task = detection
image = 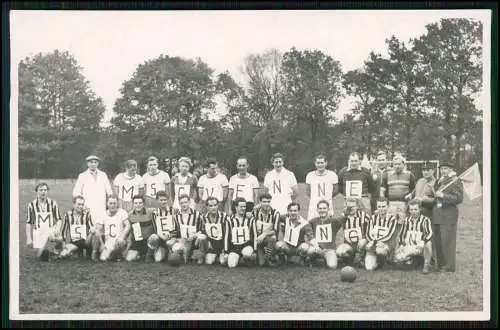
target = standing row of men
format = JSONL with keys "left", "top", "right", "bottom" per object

{"left": 26, "top": 151, "right": 463, "bottom": 273}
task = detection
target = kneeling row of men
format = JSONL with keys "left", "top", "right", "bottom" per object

{"left": 40, "top": 191, "right": 434, "bottom": 273}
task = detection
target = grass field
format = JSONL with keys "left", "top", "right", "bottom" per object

{"left": 16, "top": 179, "right": 484, "bottom": 313}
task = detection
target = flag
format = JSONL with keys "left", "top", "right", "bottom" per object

{"left": 459, "top": 162, "right": 482, "bottom": 201}
{"left": 361, "top": 154, "right": 372, "bottom": 171}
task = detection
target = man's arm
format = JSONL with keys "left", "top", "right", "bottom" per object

{"left": 119, "top": 218, "right": 131, "bottom": 242}
{"left": 438, "top": 179, "right": 464, "bottom": 206}
{"left": 103, "top": 173, "right": 113, "bottom": 196}
{"left": 61, "top": 213, "right": 70, "bottom": 243}
{"left": 379, "top": 172, "right": 388, "bottom": 198}
{"left": 26, "top": 203, "right": 34, "bottom": 246}
{"left": 226, "top": 189, "right": 234, "bottom": 214}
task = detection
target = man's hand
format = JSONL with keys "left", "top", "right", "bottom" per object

{"left": 414, "top": 197, "right": 423, "bottom": 203}
{"left": 26, "top": 240, "right": 33, "bottom": 248}
{"left": 404, "top": 193, "right": 412, "bottom": 201}
{"left": 256, "top": 235, "right": 264, "bottom": 245}
{"left": 159, "top": 232, "right": 170, "bottom": 241}
{"left": 435, "top": 191, "right": 444, "bottom": 198}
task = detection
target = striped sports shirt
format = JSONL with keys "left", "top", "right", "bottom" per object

{"left": 26, "top": 198, "right": 61, "bottom": 228}
{"left": 152, "top": 207, "right": 177, "bottom": 237}
{"left": 342, "top": 210, "right": 370, "bottom": 245}
{"left": 201, "top": 211, "right": 228, "bottom": 250}
{"left": 61, "top": 209, "right": 93, "bottom": 243}
{"left": 365, "top": 213, "right": 398, "bottom": 243}
{"left": 398, "top": 214, "right": 433, "bottom": 246}
{"left": 253, "top": 207, "right": 280, "bottom": 236}
{"left": 224, "top": 213, "right": 257, "bottom": 252}
{"left": 173, "top": 208, "right": 203, "bottom": 240}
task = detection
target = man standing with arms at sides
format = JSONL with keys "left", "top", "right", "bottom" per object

{"left": 305, "top": 154, "right": 339, "bottom": 220}
{"left": 380, "top": 155, "right": 416, "bottom": 222}
{"left": 228, "top": 157, "right": 260, "bottom": 214}
{"left": 413, "top": 162, "right": 437, "bottom": 219}
{"left": 432, "top": 160, "right": 463, "bottom": 273}
{"left": 198, "top": 158, "right": 229, "bottom": 212}
{"left": 142, "top": 156, "right": 171, "bottom": 208}
{"left": 96, "top": 195, "right": 130, "bottom": 262}
{"left": 370, "top": 151, "right": 390, "bottom": 213}
{"left": 26, "top": 183, "right": 63, "bottom": 261}
{"left": 253, "top": 193, "right": 281, "bottom": 267}
{"left": 113, "top": 159, "right": 145, "bottom": 212}
{"left": 338, "top": 152, "right": 375, "bottom": 214}
{"left": 73, "top": 155, "right": 113, "bottom": 223}
{"left": 263, "top": 153, "right": 298, "bottom": 216}
{"left": 171, "top": 157, "right": 198, "bottom": 212}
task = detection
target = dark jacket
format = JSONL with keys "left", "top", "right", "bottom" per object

{"left": 431, "top": 174, "right": 464, "bottom": 225}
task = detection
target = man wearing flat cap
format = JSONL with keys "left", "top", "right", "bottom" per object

{"left": 412, "top": 162, "right": 437, "bottom": 218}
{"left": 73, "top": 155, "right": 113, "bottom": 223}
{"left": 431, "top": 158, "right": 463, "bottom": 272}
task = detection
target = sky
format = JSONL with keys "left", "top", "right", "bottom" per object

{"left": 10, "top": 10, "right": 490, "bottom": 125}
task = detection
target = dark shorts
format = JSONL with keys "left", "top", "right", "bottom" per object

{"left": 130, "top": 239, "right": 149, "bottom": 255}
{"left": 207, "top": 239, "right": 225, "bottom": 254}
{"left": 229, "top": 243, "right": 253, "bottom": 256}
{"left": 72, "top": 239, "right": 91, "bottom": 251}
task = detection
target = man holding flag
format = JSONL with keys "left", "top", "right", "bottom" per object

{"left": 432, "top": 160, "right": 481, "bottom": 272}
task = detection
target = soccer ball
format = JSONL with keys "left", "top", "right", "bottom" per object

{"left": 340, "top": 266, "right": 357, "bottom": 283}
{"left": 168, "top": 252, "right": 183, "bottom": 267}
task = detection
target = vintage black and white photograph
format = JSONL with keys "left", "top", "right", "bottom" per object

{"left": 9, "top": 9, "right": 491, "bottom": 320}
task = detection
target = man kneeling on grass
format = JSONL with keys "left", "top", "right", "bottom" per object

{"left": 335, "top": 198, "right": 370, "bottom": 268}
{"left": 168, "top": 194, "right": 205, "bottom": 265}
{"left": 126, "top": 195, "right": 160, "bottom": 262}
{"left": 59, "top": 195, "right": 100, "bottom": 260}
{"left": 96, "top": 195, "right": 130, "bottom": 262}
{"left": 224, "top": 197, "right": 258, "bottom": 268}
{"left": 197, "top": 196, "right": 229, "bottom": 265}
{"left": 306, "top": 200, "right": 346, "bottom": 269}
{"left": 364, "top": 197, "right": 399, "bottom": 271}
{"left": 275, "top": 202, "right": 315, "bottom": 266}
{"left": 393, "top": 199, "right": 433, "bottom": 274}
{"left": 144, "top": 191, "right": 177, "bottom": 263}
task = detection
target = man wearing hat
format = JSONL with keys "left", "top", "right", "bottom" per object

{"left": 431, "top": 158, "right": 463, "bottom": 272}
{"left": 412, "top": 162, "right": 437, "bottom": 218}
{"left": 73, "top": 155, "right": 113, "bottom": 222}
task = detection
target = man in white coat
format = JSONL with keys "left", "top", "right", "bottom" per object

{"left": 73, "top": 155, "right": 113, "bottom": 222}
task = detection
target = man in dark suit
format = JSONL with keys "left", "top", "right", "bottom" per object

{"left": 431, "top": 159, "right": 464, "bottom": 272}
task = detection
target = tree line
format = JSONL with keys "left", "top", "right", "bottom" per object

{"left": 18, "top": 18, "right": 483, "bottom": 181}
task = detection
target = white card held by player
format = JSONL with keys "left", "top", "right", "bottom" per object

{"left": 305, "top": 154, "right": 339, "bottom": 220}
{"left": 263, "top": 153, "right": 298, "bottom": 215}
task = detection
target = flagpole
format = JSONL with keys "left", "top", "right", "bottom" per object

{"left": 436, "top": 163, "right": 478, "bottom": 194}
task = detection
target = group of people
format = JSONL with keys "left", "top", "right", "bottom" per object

{"left": 25, "top": 151, "right": 464, "bottom": 274}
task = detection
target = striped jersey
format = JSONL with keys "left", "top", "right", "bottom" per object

{"left": 62, "top": 209, "right": 94, "bottom": 243}
{"left": 128, "top": 208, "right": 156, "bottom": 242}
{"left": 224, "top": 213, "right": 257, "bottom": 252}
{"left": 309, "top": 216, "right": 345, "bottom": 250}
{"left": 253, "top": 207, "right": 280, "bottom": 236}
{"left": 342, "top": 210, "right": 370, "bottom": 245}
{"left": 152, "top": 207, "right": 177, "bottom": 237}
{"left": 173, "top": 208, "right": 203, "bottom": 240}
{"left": 398, "top": 214, "right": 433, "bottom": 246}
{"left": 366, "top": 212, "right": 398, "bottom": 243}
{"left": 26, "top": 198, "right": 61, "bottom": 228}
{"left": 201, "top": 211, "right": 228, "bottom": 252}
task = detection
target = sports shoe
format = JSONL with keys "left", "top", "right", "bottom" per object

{"left": 197, "top": 257, "right": 205, "bottom": 265}
{"left": 422, "top": 263, "right": 432, "bottom": 274}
